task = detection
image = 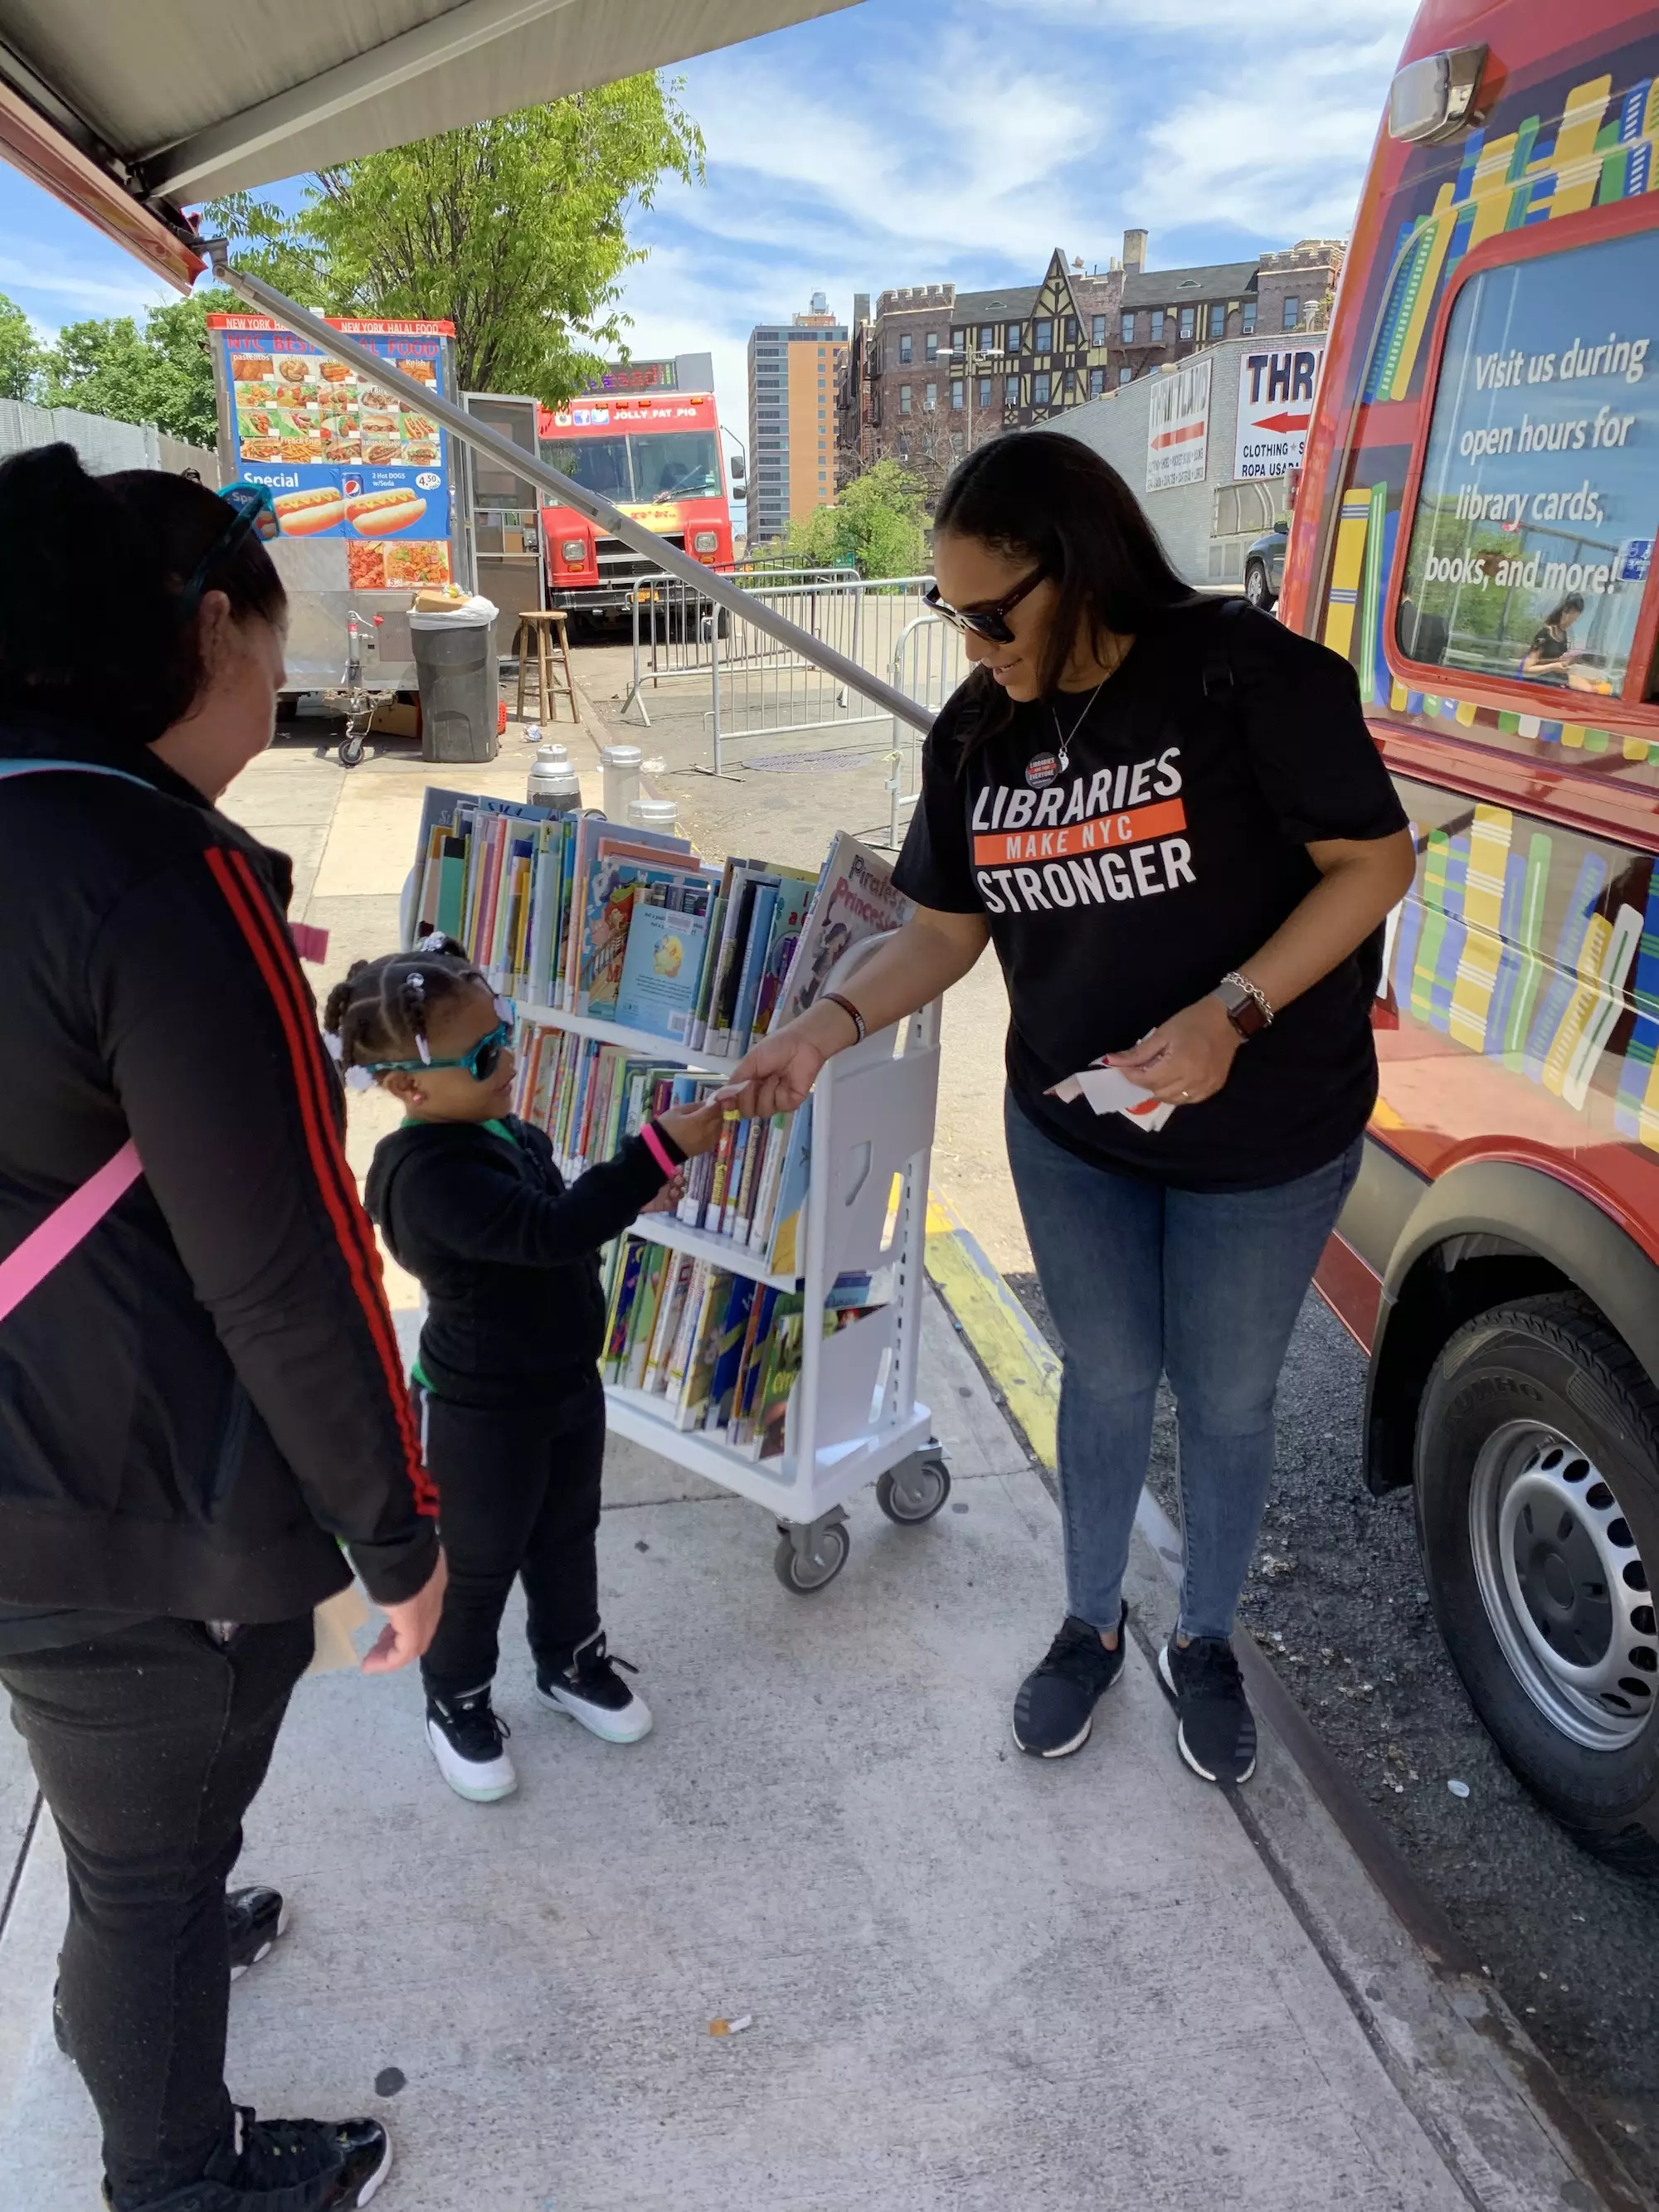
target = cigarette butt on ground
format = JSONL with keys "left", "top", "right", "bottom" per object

{"left": 708, "top": 2015, "right": 753, "bottom": 2036}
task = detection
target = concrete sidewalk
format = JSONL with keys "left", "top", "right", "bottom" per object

{"left": 0, "top": 712, "right": 1618, "bottom": 2208}
{"left": 0, "top": 1291, "right": 1569, "bottom": 2211}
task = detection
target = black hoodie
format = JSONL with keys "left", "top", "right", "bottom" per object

{"left": 0, "top": 722, "right": 438, "bottom": 1651}
{"left": 365, "top": 1114, "right": 679, "bottom": 1413}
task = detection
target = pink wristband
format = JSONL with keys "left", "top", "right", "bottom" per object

{"left": 640, "top": 1121, "right": 677, "bottom": 1178}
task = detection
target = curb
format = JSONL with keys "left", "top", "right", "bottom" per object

{"left": 921, "top": 1186, "right": 1643, "bottom": 2212}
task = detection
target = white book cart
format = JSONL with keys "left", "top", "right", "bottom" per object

{"left": 513, "top": 941, "right": 949, "bottom": 1592}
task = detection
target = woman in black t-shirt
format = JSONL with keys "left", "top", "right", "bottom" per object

{"left": 728, "top": 434, "right": 1413, "bottom": 1787}
{"left": 1521, "top": 592, "right": 1585, "bottom": 687}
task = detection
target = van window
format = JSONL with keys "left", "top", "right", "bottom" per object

{"left": 1397, "top": 227, "right": 1659, "bottom": 704}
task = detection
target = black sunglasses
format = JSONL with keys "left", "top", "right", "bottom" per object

{"left": 179, "top": 481, "right": 280, "bottom": 616}
{"left": 923, "top": 568, "right": 1047, "bottom": 644}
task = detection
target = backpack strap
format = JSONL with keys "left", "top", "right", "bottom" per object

{"left": 0, "top": 758, "right": 154, "bottom": 791}
{"left": 0, "top": 1142, "right": 143, "bottom": 1326}
{"left": 0, "top": 758, "right": 151, "bottom": 1320}
{"left": 1199, "top": 596, "right": 1248, "bottom": 704}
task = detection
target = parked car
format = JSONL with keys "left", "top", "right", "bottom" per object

{"left": 1243, "top": 521, "right": 1287, "bottom": 609}
{"left": 1286, "top": 1, "right": 1659, "bottom": 1874}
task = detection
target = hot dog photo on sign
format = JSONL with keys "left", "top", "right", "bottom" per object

{"left": 346, "top": 488, "right": 428, "bottom": 537}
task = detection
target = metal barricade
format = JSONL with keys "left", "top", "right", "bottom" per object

{"left": 704, "top": 575, "right": 941, "bottom": 776}
{"left": 614, "top": 569, "right": 957, "bottom": 790}
{"left": 883, "top": 615, "right": 966, "bottom": 847}
{"left": 621, "top": 567, "right": 846, "bottom": 723}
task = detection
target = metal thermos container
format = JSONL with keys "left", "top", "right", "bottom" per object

{"left": 627, "top": 795, "right": 679, "bottom": 835}
{"left": 600, "top": 741, "right": 643, "bottom": 821}
{"left": 527, "top": 740, "right": 581, "bottom": 810}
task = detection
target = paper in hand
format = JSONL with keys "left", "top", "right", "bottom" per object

{"left": 1048, "top": 1058, "right": 1175, "bottom": 1133}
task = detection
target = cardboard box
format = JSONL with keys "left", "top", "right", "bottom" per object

{"left": 366, "top": 700, "right": 421, "bottom": 740}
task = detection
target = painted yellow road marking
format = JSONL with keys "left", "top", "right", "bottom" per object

{"left": 924, "top": 1193, "right": 1059, "bottom": 1470}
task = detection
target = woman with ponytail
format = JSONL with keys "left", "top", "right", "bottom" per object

{"left": 0, "top": 446, "right": 444, "bottom": 2212}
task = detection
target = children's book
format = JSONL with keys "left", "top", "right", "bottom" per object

{"left": 774, "top": 832, "right": 913, "bottom": 1028}
{"left": 614, "top": 897, "right": 713, "bottom": 1042}
{"left": 764, "top": 1101, "right": 813, "bottom": 1276}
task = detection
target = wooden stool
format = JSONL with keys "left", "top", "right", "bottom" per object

{"left": 513, "top": 609, "right": 580, "bottom": 726}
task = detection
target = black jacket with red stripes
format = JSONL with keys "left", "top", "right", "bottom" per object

{"left": 0, "top": 720, "right": 438, "bottom": 1626}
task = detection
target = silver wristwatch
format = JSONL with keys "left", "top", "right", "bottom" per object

{"left": 1211, "top": 970, "right": 1273, "bottom": 1041}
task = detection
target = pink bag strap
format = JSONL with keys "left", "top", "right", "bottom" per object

{"left": 0, "top": 1140, "right": 144, "bottom": 1325}
{"left": 0, "top": 760, "right": 153, "bottom": 1325}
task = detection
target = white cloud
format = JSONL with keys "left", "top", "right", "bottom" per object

{"left": 0, "top": 250, "right": 172, "bottom": 323}
{"left": 983, "top": 0, "right": 1411, "bottom": 32}
{"left": 605, "top": 0, "right": 1420, "bottom": 469}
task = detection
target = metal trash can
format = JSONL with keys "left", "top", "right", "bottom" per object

{"left": 409, "top": 599, "right": 499, "bottom": 764}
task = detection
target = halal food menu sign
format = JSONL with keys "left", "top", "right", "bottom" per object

{"left": 209, "top": 316, "right": 454, "bottom": 589}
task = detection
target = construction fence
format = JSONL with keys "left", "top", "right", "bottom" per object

{"left": 0, "top": 397, "right": 218, "bottom": 480}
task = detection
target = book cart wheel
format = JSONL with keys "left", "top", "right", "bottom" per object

{"left": 774, "top": 1514, "right": 849, "bottom": 1595}
{"left": 876, "top": 1449, "right": 951, "bottom": 1526}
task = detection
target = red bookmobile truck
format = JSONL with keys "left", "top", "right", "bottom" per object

{"left": 536, "top": 386, "right": 734, "bottom": 618}
{"left": 1290, "top": 0, "right": 1659, "bottom": 1864}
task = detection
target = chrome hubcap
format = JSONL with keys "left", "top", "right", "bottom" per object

{"left": 1469, "top": 1422, "right": 1657, "bottom": 1750}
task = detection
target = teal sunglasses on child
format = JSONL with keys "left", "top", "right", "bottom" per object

{"left": 365, "top": 1020, "right": 513, "bottom": 1084}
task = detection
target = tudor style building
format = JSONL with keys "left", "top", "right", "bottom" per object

{"left": 837, "top": 247, "right": 1124, "bottom": 491}
{"left": 837, "top": 233, "right": 1343, "bottom": 490}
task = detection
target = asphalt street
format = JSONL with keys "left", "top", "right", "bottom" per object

{"left": 1011, "top": 1269, "right": 1659, "bottom": 2204}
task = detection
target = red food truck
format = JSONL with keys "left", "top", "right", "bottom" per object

{"left": 537, "top": 387, "right": 735, "bottom": 618}
{"left": 1289, "top": 0, "right": 1659, "bottom": 1864}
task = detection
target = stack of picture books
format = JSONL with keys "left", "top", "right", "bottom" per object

{"left": 409, "top": 789, "right": 912, "bottom": 1057}
{"left": 513, "top": 1031, "right": 814, "bottom": 1276}
{"left": 600, "top": 1251, "right": 885, "bottom": 1460}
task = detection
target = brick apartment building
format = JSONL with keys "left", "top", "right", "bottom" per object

{"left": 747, "top": 294, "right": 848, "bottom": 544}
{"left": 838, "top": 233, "right": 1341, "bottom": 487}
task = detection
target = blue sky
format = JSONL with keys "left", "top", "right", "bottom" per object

{"left": 0, "top": 0, "right": 1417, "bottom": 471}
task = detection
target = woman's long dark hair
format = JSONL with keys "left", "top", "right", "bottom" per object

{"left": 0, "top": 444, "right": 285, "bottom": 749}
{"left": 933, "top": 430, "right": 1191, "bottom": 753}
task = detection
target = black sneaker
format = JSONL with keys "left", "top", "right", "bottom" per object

{"left": 1012, "top": 1608, "right": 1127, "bottom": 1758}
{"left": 426, "top": 1683, "right": 517, "bottom": 1802}
{"left": 1158, "top": 1635, "right": 1258, "bottom": 1784}
{"left": 226, "top": 1885, "right": 289, "bottom": 1981}
{"left": 104, "top": 2105, "right": 391, "bottom": 2210}
{"left": 57, "top": 1885, "right": 289, "bottom": 2056}
{"left": 534, "top": 1629, "right": 653, "bottom": 1743}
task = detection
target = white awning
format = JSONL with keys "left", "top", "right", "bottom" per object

{"left": 0, "top": 0, "right": 860, "bottom": 284}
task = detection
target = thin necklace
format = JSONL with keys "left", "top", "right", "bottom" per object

{"left": 1050, "top": 638, "right": 1127, "bottom": 772}
{"left": 1052, "top": 677, "right": 1107, "bottom": 776}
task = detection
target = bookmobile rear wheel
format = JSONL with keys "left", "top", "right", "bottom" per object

{"left": 1415, "top": 1292, "right": 1659, "bottom": 1876}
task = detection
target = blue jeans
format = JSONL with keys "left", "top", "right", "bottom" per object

{"left": 1004, "top": 1096, "right": 1361, "bottom": 1642}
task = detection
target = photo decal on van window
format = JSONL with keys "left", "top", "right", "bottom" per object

{"left": 1397, "top": 230, "right": 1658, "bottom": 702}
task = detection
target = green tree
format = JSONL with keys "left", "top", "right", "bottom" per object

{"left": 207, "top": 78, "right": 703, "bottom": 401}
{"left": 777, "top": 461, "right": 929, "bottom": 580}
{"left": 39, "top": 287, "right": 233, "bottom": 445}
{"left": 0, "top": 291, "right": 41, "bottom": 401}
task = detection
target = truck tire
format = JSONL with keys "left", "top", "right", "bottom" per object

{"left": 1416, "top": 1291, "right": 1659, "bottom": 1874}
{"left": 1244, "top": 560, "right": 1275, "bottom": 610}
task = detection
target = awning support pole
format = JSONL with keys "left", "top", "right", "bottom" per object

{"left": 208, "top": 251, "right": 933, "bottom": 735}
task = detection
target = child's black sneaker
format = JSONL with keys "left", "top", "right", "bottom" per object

{"left": 1012, "top": 1607, "right": 1127, "bottom": 1757}
{"left": 57, "top": 1884, "right": 289, "bottom": 2057}
{"left": 103, "top": 2105, "right": 391, "bottom": 2210}
{"left": 535, "top": 1629, "right": 652, "bottom": 1743}
{"left": 1158, "top": 1634, "right": 1258, "bottom": 1784}
{"left": 425, "top": 1683, "right": 517, "bottom": 1802}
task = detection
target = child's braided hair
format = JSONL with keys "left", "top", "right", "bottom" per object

{"left": 322, "top": 934, "right": 489, "bottom": 1080}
